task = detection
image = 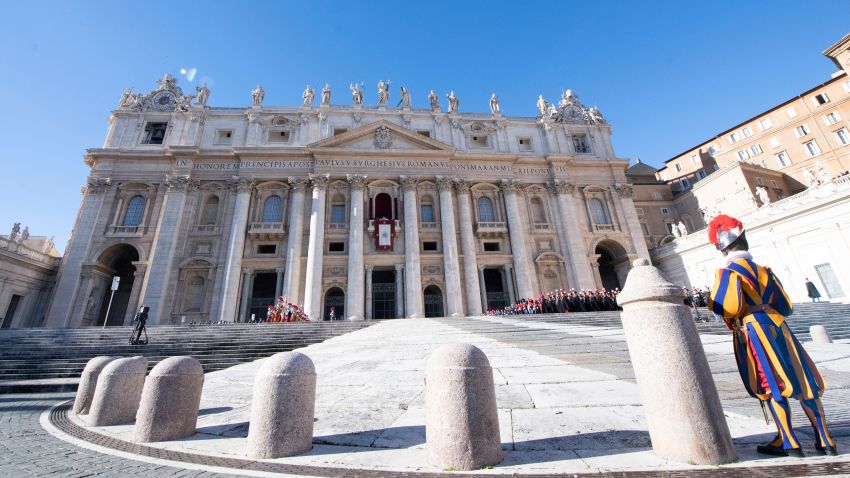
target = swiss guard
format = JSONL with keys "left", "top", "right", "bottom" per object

{"left": 707, "top": 215, "right": 836, "bottom": 457}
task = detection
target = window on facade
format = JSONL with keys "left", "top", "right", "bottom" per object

{"left": 417, "top": 130, "right": 431, "bottom": 138}
{"left": 786, "top": 106, "right": 798, "bottom": 118}
{"left": 835, "top": 128, "right": 850, "bottom": 146}
{"left": 824, "top": 112, "right": 841, "bottom": 125}
{"left": 776, "top": 151, "right": 791, "bottom": 167}
{"left": 696, "top": 170, "right": 707, "bottom": 180}
{"left": 666, "top": 222, "right": 675, "bottom": 234}
{"left": 728, "top": 132, "right": 740, "bottom": 144}
{"left": 530, "top": 197, "right": 547, "bottom": 223}
{"left": 123, "top": 195, "right": 146, "bottom": 226}
{"left": 759, "top": 118, "right": 773, "bottom": 130}
{"left": 769, "top": 137, "right": 780, "bottom": 148}
{"left": 420, "top": 204, "right": 434, "bottom": 222}
{"left": 737, "top": 150, "right": 750, "bottom": 161}
{"left": 518, "top": 137, "right": 533, "bottom": 152}
{"left": 814, "top": 263, "right": 845, "bottom": 298}
{"left": 750, "top": 144, "right": 763, "bottom": 155}
{"left": 215, "top": 130, "right": 233, "bottom": 144}
{"left": 675, "top": 163, "right": 683, "bottom": 172}
{"left": 588, "top": 198, "right": 610, "bottom": 224}
{"left": 330, "top": 204, "right": 346, "bottom": 224}
{"left": 262, "top": 195, "right": 283, "bottom": 222}
{"left": 483, "top": 242, "right": 500, "bottom": 252}
{"left": 257, "top": 244, "right": 276, "bottom": 254}
{"left": 328, "top": 242, "right": 345, "bottom": 252}
{"left": 795, "top": 124, "right": 811, "bottom": 137}
{"left": 184, "top": 276, "right": 205, "bottom": 313}
{"left": 202, "top": 196, "right": 219, "bottom": 225}
{"left": 680, "top": 177, "right": 690, "bottom": 189}
{"left": 470, "top": 135, "right": 489, "bottom": 147}
{"left": 708, "top": 146, "right": 718, "bottom": 156}
{"left": 572, "top": 134, "right": 591, "bottom": 153}
{"left": 844, "top": 80, "right": 850, "bottom": 93}
{"left": 691, "top": 154, "right": 699, "bottom": 164}
{"left": 333, "top": 128, "right": 348, "bottom": 136}
{"left": 477, "top": 196, "right": 495, "bottom": 222}
{"left": 804, "top": 140, "right": 822, "bottom": 157}
{"left": 742, "top": 127, "right": 752, "bottom": 138}
{"left": 422, "top": 241, "right": 438, "bottom": 251}
{"left": 142, "top": 122, "right": 168, "bottom": 144}
{"left": 660, "top": 207, "right": 671, "bottom": 215}
{"left": 268, "top": 129, "right": 290, "bottom": 143}
{"left": 813, "top": 93, "right": 830, "bottom": 105}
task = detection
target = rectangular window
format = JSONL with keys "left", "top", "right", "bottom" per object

{"left": 728, "top": 132, "right": 740, "bottom": 144}
{"left": 804, "top": 140, "right": 822, "bottom": 157}
{"left": 268, "top": 129, "right": 290, "bottom": 143}
{"left": 843, "top": 80, "right": 850, "bottom": 93}
{"left": 786, "top": 106, "right": 798, "bottom": 118}
{"left": 824, "top": 112, "right": 841, "bottom": 125}
{"left": 328, "top": 242, "right": 345, "bottom": 252}
{"left": 256, "top": 244, "right": 276, "bottom": 254}
{"left": 417, "top": 130, "right": 431, "bottom": 138}
{"left": 775, "top": 151, "right": 791, "bottom": 167}
{"left": 813, "top": 93, "right": 830, "bottom": 105}
{"left": 759, "top": 118, "right": 773, "bottom": 130}
{"left": 737, "top": 150, "right": 750, "bottom": 161}
{"left": 835, "top": 127, "right": 850, "bottom": 146}
{"left": 518, "top": 137, "right": 533, "bottom": 152}
{"left": 660, "top": 207, "right": 671, "bottom": 215}
{"left": 814, "top": 263, "right": 845, "bottom": 298}
{"left": 680, "top": 177, "right": 690, "bottom": 189}
{"left": 483, "top": 242, "right": 500, "bottom": 252}
{"left": 420, "top": 204, "right": 434, "bottom": 222}
{"left": 708, "top": 146, "right": 718, "bottom": 156}
{"left": 768, "top": 137, "right": 780, "bottom": 148}
{"left": 795, "top": 124, "right": 811, "bottom": 137}
{"left": 422, "top": 241, "right": 438, "bottom": 251}
{"left": 696, "top": 170, "right": 706, "bottom": 180}
{"left": 214, "top": 129, "right": 233, "bottom": 145}
{"left": 330, "top": 204, "right": 346, "bottom": 224}
{"left": 691, "top": 154, "right": 699, "bottom": 164}
{"left": 572, "top": 134, "right": 591, "bottom": 153}
{"left": 142, "top": 122, "right": 168, "bottom": 144}
{"left": 742, "top": 126, "right": 752, "bottom": 138}
{"left": 675, "top": 163, "right": 683, "bottom": 172}
{"left": 750, "top": 144, "right": 763, "bottom": 155}
{"left": 470, "top": 135, "right": 489, "bottom": 147}
{"left": 333, "top": 128, "right": 348, "bottom": 136}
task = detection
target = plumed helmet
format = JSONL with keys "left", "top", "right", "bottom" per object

{"left": 708, "top": 214, "right": 744, "bottom": 251}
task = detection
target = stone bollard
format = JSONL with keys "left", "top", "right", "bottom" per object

{"left": 425, "top": 343, "right": 502, "bottom": 471}
{"left": 810, "top": 325, "right": 833, "bottom": 344}
{"left": 134, "top": 356, "right": 204, "bottom": 443}
{"left": 617, "top": 259, "right": 737, "bottom": 465}
{"left": 88, "top": 356, "right": 148, "bottom": 426}
{"left": 247, "top": 351, "right": 316, "bottom": 458}
{"left": 73, "top": 356, "right": 115, "bottom": 415}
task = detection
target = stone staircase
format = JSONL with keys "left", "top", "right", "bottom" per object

{"left": 0, "top": 321, "right": 373, "bottom": 393}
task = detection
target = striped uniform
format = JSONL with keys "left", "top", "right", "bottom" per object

{"left": 709, "top": 255, "right": 834, "bottom": 452}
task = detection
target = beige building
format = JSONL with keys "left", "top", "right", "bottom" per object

{"left": 0, "top": 225, "right": 60, "bottom": 328}
{"left": 42, "top": 78, "right": 649, "bottom": 328}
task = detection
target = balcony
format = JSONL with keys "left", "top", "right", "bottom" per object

{"left": 475, "top": 221, "right": 507, "bottom": 237}
{"left": 532, "top": 222, "right": 553, "bottom": 233}
{"left": 593, "top": 223, "right": 620, "bottom": 233}
{"left": 248, "top": 222, "right": 286, "bottom": 239}
{"left": 420, "top": 221, "right": 438, "bottom": 230}
{"left": 107, "top": 225, "right": 146, "bottom": 237}
{"left": 328, "top": 223, "right": 347, "bottom": 230}
{"left": 191, "top": 224, "right": 222, "bottom": 235}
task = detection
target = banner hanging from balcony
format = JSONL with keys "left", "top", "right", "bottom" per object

{"left": 376, "top": 218, "right": 394, "bottom": 251}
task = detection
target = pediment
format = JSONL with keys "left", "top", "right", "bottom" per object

{"left": 308, "top": 120, "right": 454, "bottom": 153}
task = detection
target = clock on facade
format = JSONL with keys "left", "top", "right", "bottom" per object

{"left": 151, "top": 91, "right": 176, "bottom": 111}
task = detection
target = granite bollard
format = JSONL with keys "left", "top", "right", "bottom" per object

{"left": 88, "top": 356, "right": 148, "bottom": 426}
{"left": 247, "top": 351, "right": 316, "bottom": 458}
{"left": 617, "top": 258, "right": 737, "bottom": 465}
{"left": 134, "top": 356, "right": 204, "bottom": 443}
{"left": 425, "top": 343, "right": 502, "bottom": 471}
{"left": 73, "top": 356, "right": 115, "bottom": 414}
{"left": 810, "top": 325, "right": 833, "bottom": 344}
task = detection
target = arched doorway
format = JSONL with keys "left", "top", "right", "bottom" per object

{"left": 324, "top": 287, "right": 344, "bottom": 321}
{"left": 94, "top": 244, "right": 140, "bottom": 326}
{"left": 594, "top": 240, "right": 630, "bottom": 290}
{"left": 374, "top": 192, "right": 393, "bottom": 220}
{"left": 423, "top": 285, "right": 444, "bottom": 317}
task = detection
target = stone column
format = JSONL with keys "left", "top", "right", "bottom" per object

{"left": 501, "top": 180, "right": 535, "bottom": 299}
{"left": 618, "top": 259, "right": 736, "bottom": 465}
{"left": 303, "top": 174, "right": 329, "bottom": 321}
{"left": 551, "top": 180, "right": 595, "bottom": 289}
{"left": 46, "top": 177, "right": 112, "bottom": 327}
{"left": 365, "top": 265, "right": 373, "bottom": 320}
{"left": 123, "top": 263, "right": 147, "bottom": 325}
{"left": 217, "top": 177, "right": 253, "bottom": 322}
{"left": 504, "top": 264, "right": 516, "bottom": 305}
{"left": 239, "top": 269, "right": 254, "bottom": 322}
{"left": 400, "top": 177, "right": 424, "bottom": 317}
{"left": 282, "top": 177, "right": 308, "bottom": 302}
{"left": 345, "top": 175, "right": 367, "bottom": 320}
{"left": 437, "top": 177, "right": 464, "bottom": 316}
{"left": 613, "top": 184, "right": 650, "bottom": 259}
{"left": 454, "top": 180, "right": 483, "bottom": 315}
{"left": 394, "top": 263, "right": 404, "bottom": 318}
{"left": 274, "top": 267, "right": 285, "bottom": 300}
{"left": 138, "top": 175, "right": 194, "bottom": 324}
{"left": 478, "top": 265, "right": 488, "bottom": 312}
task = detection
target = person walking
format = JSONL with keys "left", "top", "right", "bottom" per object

{"left": 707, "top": 215, "right": 836, "bottom": 457}
{"left": 805, "top": 278, "right": 822, "bottom": 303}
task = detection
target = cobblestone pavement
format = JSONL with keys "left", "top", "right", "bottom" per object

{"left": 0, "top": 393, "right": 239, "bottom": 478}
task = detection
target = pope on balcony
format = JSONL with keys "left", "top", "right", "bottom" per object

{"left": 707, "top": 214, "right": 836, "bottom": 458}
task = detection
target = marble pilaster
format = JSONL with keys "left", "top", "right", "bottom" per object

{"left": 400, "top": 177, "right": 424, "bottom": 317}
{"left": 365, "top": 265, "right": 373, "bottom": 320}
{"left": 303, "top": 174, "right": 329, "bottom": 321}
{"left": 504, "top": 263, "right": 516, "bottom": 305}
{"left": 551, "top": 180, "right": 595, "bottom": 289}
{"left": 345, "top": 175, "right": 367, "bottom": 320}
{"left": 394, "top": 263, "right": 404, "bottom": 318}
{"left": 454, "top": 180, "right": 483, "bottom": 315}
{"left": 239, "top": 269, "right": 255, "bottom": 322}
{"left": 282, "top": 178, "right": 308, "bottom": 303}
{"left": 217, "top": 177, "right": 253, "bottom": 322}
{"left": 437, "top": 177, "right": 464, "bottom": 316}
{"left": 501, "top": 180, "right": 535, "bottom": 299}
{"left": 614, "top": 184, "right": 650, "bottom": 259}
{"left": 477, "top": 265, "right": 488, "bottom": 312}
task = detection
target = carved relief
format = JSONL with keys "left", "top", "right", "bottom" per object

{"left": 310, "top": 174, "right": 330, "bottom": 190}
{"left": 374, "top": 125, "right": 392, "bottom": 149}
{"left": 288, "top": 177, "right": 310, "bottom": 190}
{"left": 325, "top": 265, "right": 346, "bottom": 277}
{"left": 85, "top": 176, "right": 112, "bottom": 194}
{"left": 436, "top": 176, "right": 454, "bottom": 192}
{"left": 165, "top": 175, "right": 197, "bottom": 192}
{"left": 422, "top": 264, "right": 442, "bottom": 275}
{"left": 454, "top": 179, "right": 471, "bottom": 194}
{"left": 347, "top": 174, "right": 368, "bottom": 190}
{"left": 399, "top": 176, "right": 419, "bottom": 192}
{"left": 499, "top": 179, "right": 519, "bottom": 193}
{"left": 547, "top": 180, "right": 576, "bottom": 196}
{"left": 227, "top": 176, "right": 254, "bottom": 193}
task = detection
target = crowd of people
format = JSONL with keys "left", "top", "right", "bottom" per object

{"left": 487, "top": 288, "right": 623, "bottom": 316}
{"left": 265, "top": 296, "right": 309, "bottom": 322}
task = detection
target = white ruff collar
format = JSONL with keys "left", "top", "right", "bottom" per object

{"left": 724, "top": 250, "right": 753, "bottom": 267}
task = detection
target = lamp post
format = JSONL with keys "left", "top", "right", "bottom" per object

{"left": 102, "top": 276, "right": 120, "bottom": 329}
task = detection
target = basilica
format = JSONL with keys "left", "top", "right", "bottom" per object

{"left": 44, "top": 76, "right": 648, "bottom": 327}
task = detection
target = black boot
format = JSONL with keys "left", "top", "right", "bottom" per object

{"left": 815, "top": 440, "right": 838, "bottom": 456}
{"left": 757, "top": 443, "right": 805, "bottom": 457}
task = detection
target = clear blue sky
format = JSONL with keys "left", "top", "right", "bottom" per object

{"left": 1, "top": 1, "right": 847, "bottom": 251}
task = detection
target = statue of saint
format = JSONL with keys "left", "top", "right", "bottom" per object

{"left": 377, "top": 80, "right": 390, "bottom": 106}
{"left": 559, "top": 90, "right": 576, "bottom": 108}
{"left": 302, "top": 85, "right": 315, "bottom": 107}
{"left": 588, "top": 106, "right": 606, "bottom": 124}
{"left": 672, "top": 223, "right": 682, "bottom": 238}
{"left": 349, "top": 83, "right": 363, "bottom": 105}
{"left": 446, "top": 90, "right": 459, "bottom": 113}
{"left": 9, "top": 222, "right": 20, "bottom": 241}
{"left": 20, "top": 226, "right": 29, "bottom": 241}
{"left": 677, "top": 221, "right": 688, "bottom": 237}
{"left": 428, "top": 89, "right": 440, "bottom": 111}
{"left": 489, "top": 93, "right": 500, "bottom": 114}
{"left": 536, "top": 94, "right": 549, "bottom": 117}
{"left": 814, "top": 161, "right": 830, "bottom": 184}
{"left": 251, "top": 84, "right": 265, "bottom": 107}
{"left": 400, "top": 86, "right": 411, "bottom": 109}
{"left": 195, "top": 83, "right": 210, "bottom": 106}
{"left": 756, "top": 185, "right": 770, "bottom": 206}
{"left": 119, "top": 89, "right": 134, "bottom": 108}
{"left": 321, "top": 83, "right": 331, "bottom": 105}
{"left": 803, "top": 168, "right": 818, "bottom": 188}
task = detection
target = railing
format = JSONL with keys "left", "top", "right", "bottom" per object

{"left": 532, "top": 222, "right": 552, "bottom": 232}
{"left": 328, "top": 223, "right": 347, "bottom": 230}
{"left": 107, "top": 225, "right": 146, "bottom": 236}
{"left": 248, "top": 222, "right": 286, "bottom": 237}
{"left": 420, "top": 222, "right": 438, "bottom": 229}
{"left": 593, "top": 224, "right": 620, "bottom": 233}
{"left": 475, "top": 221, "right": 507, "bottom": 234}
{"left": 191, "top": 224, "right": 221, "bottom": 235}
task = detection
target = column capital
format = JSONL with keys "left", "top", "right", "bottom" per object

{"left": 499, "top": 179, "right": 520, "bottom": 194}
{"left": 309, "top": 173, "right": 330, "bottom": 190}
{"left": 436, "top": 176, "right": 454, "bottom": 192}
{"left": 347, "top": 174, "right": 368, "bottom": 190}
{"left": 478, "top": 264, "right": 486, "bottom": 272}
{"left": 287, "top": 176, "right": 309, "bottom": 190}
{"left": 165, "top": 174, "right": 197, "bottom": 192}
{"left": 547, "top": 180, "right": 576, "bottom": 196}
{"left": 365, "top": 264, "right": 374, "bottom": 272}
{"left": 394, "top": 263, "right": 404, "bottom": 272}
{"left": 614, "top": 183, "right": 634, "bottom": 198}
{"left": 275, "top": 267, "right": 286, "bottom": 274}
{"left": 227, "top": 176, "right": 254, "bottom": 193}
{"left": 454, "top": 179, "right": 471, "bottom": 194}
{"left": 85, "top": 176, "right": 113, "bottom": 194}
{"left": 399, "top": 175, "right": 420, "bottom": 192}
{"left": 242, "top": 268, "right": 254, "bottom": 276}
{"left": 504, "top": 262, "right": 514, "bottom": 271}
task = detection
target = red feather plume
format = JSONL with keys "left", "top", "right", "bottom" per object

{"left": 708, "top": 214, "right": 743, "bottom": 246}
